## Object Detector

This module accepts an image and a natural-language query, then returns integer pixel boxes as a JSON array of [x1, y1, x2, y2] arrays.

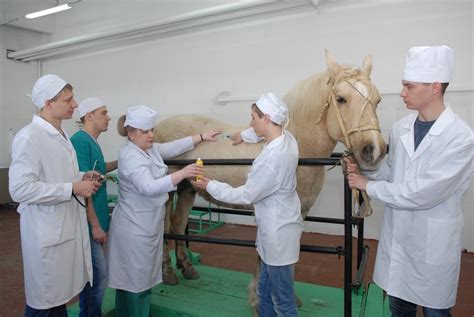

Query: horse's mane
[[284, 66, 367, 138]]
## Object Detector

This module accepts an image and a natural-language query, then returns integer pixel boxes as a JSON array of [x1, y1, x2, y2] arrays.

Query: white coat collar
[[265, 130, 285, 150], [32, 115, 70, 140], [126, 140, 151, 158], [400, 104, 455, 159]]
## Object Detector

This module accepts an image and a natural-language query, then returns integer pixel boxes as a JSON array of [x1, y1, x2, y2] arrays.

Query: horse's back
[[154, 114, 263, 188]]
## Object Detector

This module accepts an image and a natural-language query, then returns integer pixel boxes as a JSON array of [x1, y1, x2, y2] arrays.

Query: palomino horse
[[154, 51, 387, 312]]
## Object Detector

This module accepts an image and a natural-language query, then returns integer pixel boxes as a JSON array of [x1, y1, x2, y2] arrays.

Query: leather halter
[[326, 75, 379, 218]]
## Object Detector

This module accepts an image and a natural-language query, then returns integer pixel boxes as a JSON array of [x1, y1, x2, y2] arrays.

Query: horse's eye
[[336, 96, 347, 104]]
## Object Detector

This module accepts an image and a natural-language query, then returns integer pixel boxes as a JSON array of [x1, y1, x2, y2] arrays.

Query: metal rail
[[164, 154, 368, 317]]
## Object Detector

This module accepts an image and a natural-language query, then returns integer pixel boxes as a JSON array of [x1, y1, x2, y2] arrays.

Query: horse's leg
[[162, 192, 180, 285], [174, 181, 200, 280], [248, 256, 260, 317]]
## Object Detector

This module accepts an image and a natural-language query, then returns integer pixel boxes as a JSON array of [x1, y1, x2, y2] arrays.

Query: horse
[[154, 51, 387, 313]]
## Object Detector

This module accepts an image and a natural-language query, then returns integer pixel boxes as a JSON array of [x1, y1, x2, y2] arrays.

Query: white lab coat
[[107, 137, 194, 292], [365, 106, 474, 308], [207, 131, 303, 265], [9, 115, 92, 309]]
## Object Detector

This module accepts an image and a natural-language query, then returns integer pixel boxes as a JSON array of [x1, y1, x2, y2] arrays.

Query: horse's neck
[[286, 72, 337, 158]]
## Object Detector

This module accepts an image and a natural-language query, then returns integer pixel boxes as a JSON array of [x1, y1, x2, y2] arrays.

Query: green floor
[[68, 263, 389, 317]]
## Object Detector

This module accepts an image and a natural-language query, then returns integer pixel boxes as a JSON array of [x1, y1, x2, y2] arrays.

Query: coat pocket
[[133, 208, 164, 237], [38, 203, 76, 247], [426, 217, 463, 264]]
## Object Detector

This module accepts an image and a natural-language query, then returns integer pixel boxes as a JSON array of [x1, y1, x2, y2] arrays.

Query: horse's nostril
[[362, 145, 374, 162]]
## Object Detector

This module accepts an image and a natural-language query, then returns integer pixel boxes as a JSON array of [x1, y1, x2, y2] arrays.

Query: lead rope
[[340, 151, 373, 218]]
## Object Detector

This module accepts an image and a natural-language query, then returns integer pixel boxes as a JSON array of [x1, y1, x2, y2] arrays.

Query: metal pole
[[344, 179, 352, 317], [357, 218, 364, 269]]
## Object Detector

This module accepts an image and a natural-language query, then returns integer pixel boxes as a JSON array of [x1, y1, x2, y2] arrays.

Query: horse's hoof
[[182, 266, 200, 280], [296, 295, 303, 307], [162, 272, 180, 285]]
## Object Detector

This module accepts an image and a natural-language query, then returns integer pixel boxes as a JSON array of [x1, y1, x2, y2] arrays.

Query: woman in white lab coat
[[347, 46, 474, 316], [193, 93, 303, 317], [106, 105, 220, 317]]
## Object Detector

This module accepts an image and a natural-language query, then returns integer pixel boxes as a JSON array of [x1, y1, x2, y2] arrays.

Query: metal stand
[[164, 155, 369, 317]]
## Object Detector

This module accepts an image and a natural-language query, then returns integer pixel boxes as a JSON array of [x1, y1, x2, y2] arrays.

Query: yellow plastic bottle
[[195, 157, 203, 182]]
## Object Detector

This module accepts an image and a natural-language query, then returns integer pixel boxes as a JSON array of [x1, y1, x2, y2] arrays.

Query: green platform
[[68, 264, 389, 317]]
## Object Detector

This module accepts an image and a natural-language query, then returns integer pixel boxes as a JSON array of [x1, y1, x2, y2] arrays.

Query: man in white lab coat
[[193, 93, 304, 317], [9, 74, 101, 317], [346, 46, 474, 316]]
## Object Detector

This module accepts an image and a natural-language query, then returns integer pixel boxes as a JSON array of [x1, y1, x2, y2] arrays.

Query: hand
[[181, 163, 204, 179], [347, 173, 368, 191], [343, 157, 360, 174], [191, 176, 210, 190], [73, 180, 101, 198], [201, 129, 222, 141], [83, 171, 103, 182], [91, 225, 107, 244], [230, 132, 243, 145]]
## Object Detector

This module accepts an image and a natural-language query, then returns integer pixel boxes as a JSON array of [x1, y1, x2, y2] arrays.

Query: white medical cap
[[124, 105, 157, 130], [31, 74, 68, 109], [255, 92, 289, 125], [402, 45, 454, 83], [78, 97, 105, 118]]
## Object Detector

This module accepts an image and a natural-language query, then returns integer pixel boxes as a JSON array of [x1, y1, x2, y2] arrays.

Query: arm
[[367, 139, 473, 210], [156, 129, 222, 159], [231, 127, 264, 145], [86, 198, 107, 244], [106, 160, 118, 173], [9, 134, 73, 204], [127, 161, 176, 197], [206, 162, 279, 205]]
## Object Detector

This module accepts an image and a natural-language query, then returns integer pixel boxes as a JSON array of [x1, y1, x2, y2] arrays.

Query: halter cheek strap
[[328, 77, 379, 218]]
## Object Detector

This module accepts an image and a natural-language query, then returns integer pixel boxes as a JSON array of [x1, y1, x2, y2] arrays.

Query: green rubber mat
[[67, 264, 388, 316]]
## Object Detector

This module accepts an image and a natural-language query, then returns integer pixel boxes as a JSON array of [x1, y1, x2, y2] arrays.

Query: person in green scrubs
[[71, 97, 117, 317]]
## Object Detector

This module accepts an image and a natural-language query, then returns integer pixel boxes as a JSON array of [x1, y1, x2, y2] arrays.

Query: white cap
[[402, 45, 454, 83], [78, 97, 105, 118], [255, 92, 289, 125], [124, 105, 157, 130], [31, 74, 68, 108]]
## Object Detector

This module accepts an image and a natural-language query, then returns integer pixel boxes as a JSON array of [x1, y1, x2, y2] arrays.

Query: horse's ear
[[361, 54, 373, 76], [325, 49, 342, 78]]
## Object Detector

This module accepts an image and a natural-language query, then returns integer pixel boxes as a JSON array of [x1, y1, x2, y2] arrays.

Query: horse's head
[[323, 51, 387, 170]]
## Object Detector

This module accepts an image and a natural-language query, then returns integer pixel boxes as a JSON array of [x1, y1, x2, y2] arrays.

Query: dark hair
[[251, 103, 264, 118], [117, 114, 138, 137], [50, 83, 73, 101], [251, 103, 280, 126], [440, 83, 449, 95]]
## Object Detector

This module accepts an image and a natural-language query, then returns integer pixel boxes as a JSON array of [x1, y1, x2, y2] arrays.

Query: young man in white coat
[[9, 74, 102, 316], [346, 46, 474, 316], [193, 93, 304, 317], [106, 105, 221, 317]]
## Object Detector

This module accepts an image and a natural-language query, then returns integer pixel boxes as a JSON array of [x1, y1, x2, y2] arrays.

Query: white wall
[[2, 1, 473, 249], [0, 25, 49, 167]]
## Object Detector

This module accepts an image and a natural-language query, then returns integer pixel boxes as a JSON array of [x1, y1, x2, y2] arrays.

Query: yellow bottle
[[195, 157, 203, 182]]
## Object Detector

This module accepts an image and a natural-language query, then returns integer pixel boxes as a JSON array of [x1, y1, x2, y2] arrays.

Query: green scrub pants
[[115, 288, 151, 317]]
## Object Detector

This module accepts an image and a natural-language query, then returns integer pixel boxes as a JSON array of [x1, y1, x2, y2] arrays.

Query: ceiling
[[0, 0, 241, 36]]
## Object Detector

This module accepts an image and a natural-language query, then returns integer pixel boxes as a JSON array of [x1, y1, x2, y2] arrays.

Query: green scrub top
[[71, 129, 110, 232]]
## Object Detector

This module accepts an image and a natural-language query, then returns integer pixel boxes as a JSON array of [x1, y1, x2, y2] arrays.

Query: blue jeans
[[79, 239, 107, 317], [257, 261, 297, 317], [389, 296, 452, 317], [24, 304, 67, 317]]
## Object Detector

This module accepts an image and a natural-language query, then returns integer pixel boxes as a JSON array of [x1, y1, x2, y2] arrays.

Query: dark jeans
[[79, 239, 107, 317], [389, 296, 452, 317], [25, 304, 67, 317]]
